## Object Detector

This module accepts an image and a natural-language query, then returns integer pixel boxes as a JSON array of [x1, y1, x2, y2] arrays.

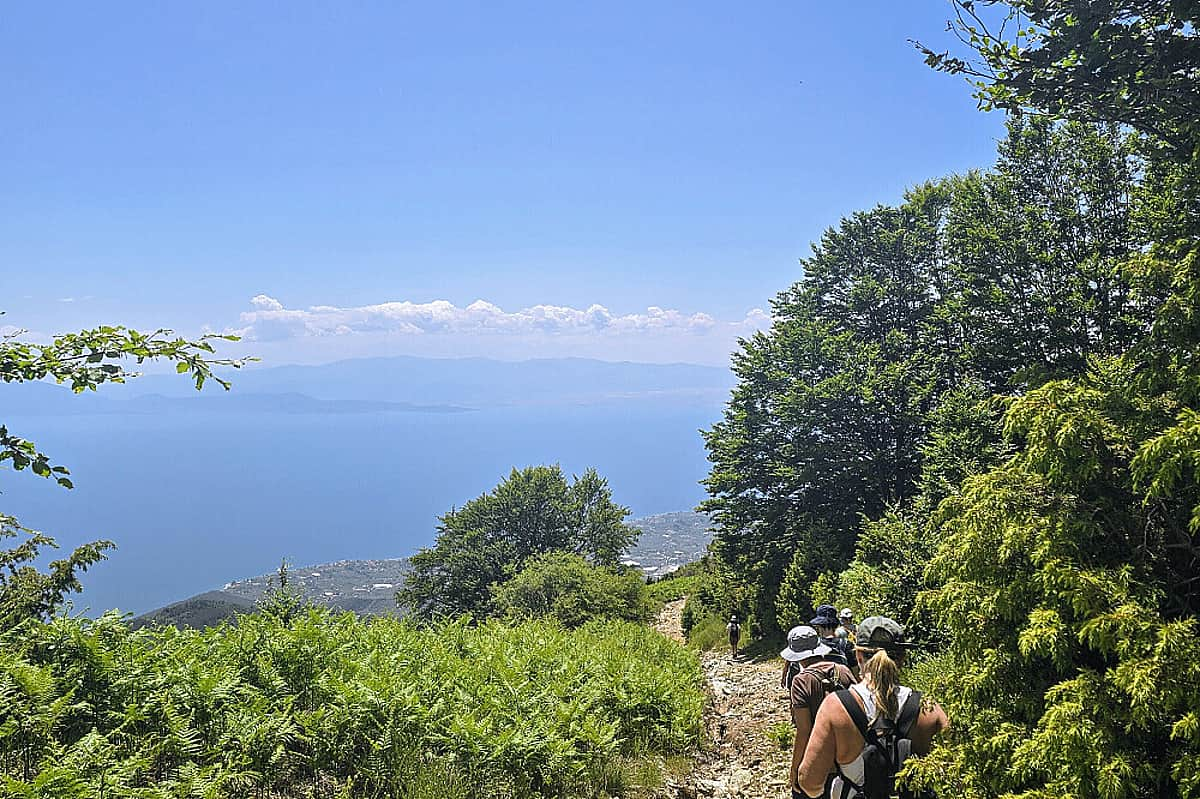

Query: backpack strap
[[896, 690, 923, 737], [834, 689, 871, 741]]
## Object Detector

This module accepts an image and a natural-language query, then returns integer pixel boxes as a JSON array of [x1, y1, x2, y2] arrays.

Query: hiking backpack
[[830, 688, 923, 799], [786, 661, 846, 693]]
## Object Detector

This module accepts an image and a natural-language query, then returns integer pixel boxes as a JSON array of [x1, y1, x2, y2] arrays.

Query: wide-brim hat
[[781, 625, 832, 661]]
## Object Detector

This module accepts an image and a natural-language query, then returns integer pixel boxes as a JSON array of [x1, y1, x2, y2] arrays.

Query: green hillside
[[0, 610, 703, 798]]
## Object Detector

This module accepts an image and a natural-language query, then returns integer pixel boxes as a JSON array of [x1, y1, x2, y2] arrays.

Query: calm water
[[3, 402, 719, 615]]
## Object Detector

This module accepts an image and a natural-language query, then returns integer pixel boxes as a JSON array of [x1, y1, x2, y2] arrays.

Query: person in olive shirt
[[783, 625, 855, 798], [811, 604, 858, 678]]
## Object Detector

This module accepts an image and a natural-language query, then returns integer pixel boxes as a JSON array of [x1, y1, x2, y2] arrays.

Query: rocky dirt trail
[[653, 600, 793, 799]]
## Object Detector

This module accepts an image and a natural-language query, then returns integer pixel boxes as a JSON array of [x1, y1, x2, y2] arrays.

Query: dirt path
[[654, 601, 793, 799]]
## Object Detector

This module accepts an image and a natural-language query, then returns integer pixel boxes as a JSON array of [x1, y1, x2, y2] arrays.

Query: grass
[[766, 721, 794, 750], [646, 575, 699, 609]]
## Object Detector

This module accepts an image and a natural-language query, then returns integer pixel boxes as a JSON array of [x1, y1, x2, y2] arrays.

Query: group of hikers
[[725, 605, 948, 799]]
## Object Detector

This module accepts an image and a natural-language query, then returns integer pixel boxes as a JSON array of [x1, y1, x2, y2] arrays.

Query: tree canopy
[[398, 465, 639, 620], [702, 118, 1147, 634], [917, 0, 1200, 164], [699, 3, 1200, 793]]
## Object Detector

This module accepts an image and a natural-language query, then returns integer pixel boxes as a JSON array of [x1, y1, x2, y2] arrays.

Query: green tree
[[702, 182, 962, 632], [899, 5, 1200, 793], [947, 118, 1151, 386], [703, 119, 1151, 637], [0, 323, 243, 628], [398, 465, 638, 619], [911, 350, 1200, 797], [917, 0, 1200, 164], [491, 551, 649, 628]]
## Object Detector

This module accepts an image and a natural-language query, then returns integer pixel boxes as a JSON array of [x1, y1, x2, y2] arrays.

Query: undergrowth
[[0, 609, 705, 798]]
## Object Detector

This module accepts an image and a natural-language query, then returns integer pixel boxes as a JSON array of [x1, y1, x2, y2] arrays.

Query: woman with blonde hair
[[794, 617, 948, 799]]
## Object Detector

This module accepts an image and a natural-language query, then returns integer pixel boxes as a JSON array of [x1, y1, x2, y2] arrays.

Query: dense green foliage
[[399, 466, 638, 619], [0, 325, 243, 628], [0, 610, 704, 798], [491, 552, 651, 628], [701, 3, 1200, 794], [702, 117, 1146, 635]]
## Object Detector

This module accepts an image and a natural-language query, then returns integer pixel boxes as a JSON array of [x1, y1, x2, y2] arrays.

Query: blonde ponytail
[[860, 648, 901, 722]]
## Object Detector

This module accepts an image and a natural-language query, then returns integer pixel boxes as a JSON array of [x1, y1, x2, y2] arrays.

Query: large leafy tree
[[398, 465, 638, 619], [896, 4, 1200, 795], [0, 323, 243, 628], [702, 181, 962, 632], [947, 118, 1150, 386], [704, 119, 1151, 636], [913, 338, 1200, 796]]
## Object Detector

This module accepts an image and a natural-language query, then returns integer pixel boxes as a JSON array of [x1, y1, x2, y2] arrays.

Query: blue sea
[[2, 402, 719, 615]]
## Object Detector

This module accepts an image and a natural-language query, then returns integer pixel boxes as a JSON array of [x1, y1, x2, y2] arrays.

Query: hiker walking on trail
[[811, 605, 856, 674], [796, 616, 948, 799], [726, 613, 742, 660], [783, 625, 855, 799], [836, 609, 856, 644]]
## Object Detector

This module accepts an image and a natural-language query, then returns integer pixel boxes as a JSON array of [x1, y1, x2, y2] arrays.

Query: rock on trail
[[653, 600, 793, 799]]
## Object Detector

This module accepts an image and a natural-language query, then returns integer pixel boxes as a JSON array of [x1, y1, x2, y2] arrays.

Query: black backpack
[[831, 688, 923, 799]]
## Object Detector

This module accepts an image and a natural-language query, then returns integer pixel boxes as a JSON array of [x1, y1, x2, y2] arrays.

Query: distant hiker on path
[[726, 613, 742, 660], [836, 609, 856, 644], [811, 605, 856, 674], [797, 616, 949, 799], [783, 625, 855, 799]]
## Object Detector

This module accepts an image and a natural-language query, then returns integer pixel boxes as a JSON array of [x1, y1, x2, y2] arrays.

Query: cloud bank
[[233, 295, 770, 343]]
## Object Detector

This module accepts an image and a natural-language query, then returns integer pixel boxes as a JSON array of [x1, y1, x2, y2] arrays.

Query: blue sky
[[2, 2, 1005, 366]]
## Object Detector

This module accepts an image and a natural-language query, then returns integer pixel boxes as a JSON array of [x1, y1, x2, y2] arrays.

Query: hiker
[[811, 604, 856, 674], [836, 609, 856, 644], [795, 616, 949, 799], [726, 613, 741, 660], [783, 625, 855, 798]]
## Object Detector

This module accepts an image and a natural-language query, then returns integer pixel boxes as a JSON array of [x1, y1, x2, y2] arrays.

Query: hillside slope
[[135, 511, 713, 628]]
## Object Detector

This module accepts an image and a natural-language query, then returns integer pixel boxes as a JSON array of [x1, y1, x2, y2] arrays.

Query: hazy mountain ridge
[[134, 511, 713, 628], [2, 356, 733, 416], [0, 383, 469, 416]]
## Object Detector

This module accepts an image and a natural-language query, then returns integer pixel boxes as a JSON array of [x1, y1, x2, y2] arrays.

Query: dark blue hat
[[810, 603, 839, 627]]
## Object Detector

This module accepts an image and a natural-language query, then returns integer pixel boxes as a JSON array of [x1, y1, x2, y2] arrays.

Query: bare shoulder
[[918, 695, 948, 729], [813, 687, 855, 732]]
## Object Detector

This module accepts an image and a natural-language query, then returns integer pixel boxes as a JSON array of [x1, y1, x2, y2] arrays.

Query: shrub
[[645, 574, 698, 608], [491, 551, 651, 628]]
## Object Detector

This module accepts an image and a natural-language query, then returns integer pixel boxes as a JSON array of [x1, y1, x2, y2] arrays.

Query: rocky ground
[[653, 601, 793, 799]]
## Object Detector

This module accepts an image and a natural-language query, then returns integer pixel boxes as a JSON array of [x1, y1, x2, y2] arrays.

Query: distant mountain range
[[0, 384, 468, 416], [1, 356, 735, 415], [133, 511, 713, 629]]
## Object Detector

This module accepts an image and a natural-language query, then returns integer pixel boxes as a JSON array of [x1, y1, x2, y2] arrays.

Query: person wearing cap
[[796, 616, 948, 799], [836, 608, 856, 643], [726, 613, 742, 660], [810, 604, 856, 675], [782, 625, 855, 799]]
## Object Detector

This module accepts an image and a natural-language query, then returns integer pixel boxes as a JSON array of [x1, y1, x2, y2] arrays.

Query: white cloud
[[232, 295, 771, 343]]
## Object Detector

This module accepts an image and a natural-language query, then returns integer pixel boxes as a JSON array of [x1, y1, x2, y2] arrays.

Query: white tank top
[[828, 683, 914, 797]]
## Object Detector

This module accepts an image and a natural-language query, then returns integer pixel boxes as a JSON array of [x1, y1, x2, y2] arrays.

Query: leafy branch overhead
[[0, 321, 250, 626], [914, 1, 1200, 160], [0, 324, 248, 391]]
